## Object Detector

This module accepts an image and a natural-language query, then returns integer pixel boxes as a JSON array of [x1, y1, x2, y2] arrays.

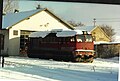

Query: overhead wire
[[94, 18, 120, 20], [93, 18, 120, 22]]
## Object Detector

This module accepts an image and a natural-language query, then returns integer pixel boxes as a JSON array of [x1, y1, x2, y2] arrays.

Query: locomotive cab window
[[70, 37, 75, 42], [76, 35, 85, 42], [85, 35, 93, 42]]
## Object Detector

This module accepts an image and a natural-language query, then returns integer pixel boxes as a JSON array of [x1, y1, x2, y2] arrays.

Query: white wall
[[11, 11, 70, 31], [8, 10, 71, 56], [8, 29, 20, 56]]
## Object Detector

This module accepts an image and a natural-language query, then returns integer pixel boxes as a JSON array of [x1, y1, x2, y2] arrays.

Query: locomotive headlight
[[76, 51, 79, 55], [86, 54, 89, 56], [80, 54, 82, 56]]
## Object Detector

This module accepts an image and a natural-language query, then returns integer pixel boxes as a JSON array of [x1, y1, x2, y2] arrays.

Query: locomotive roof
[[56, 30, 83, 37], [29, 30, 88, 38], [29, 31, 50, 38]]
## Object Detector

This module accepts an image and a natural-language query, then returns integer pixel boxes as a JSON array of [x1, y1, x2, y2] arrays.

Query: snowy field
[[0, 56, 119, 81]]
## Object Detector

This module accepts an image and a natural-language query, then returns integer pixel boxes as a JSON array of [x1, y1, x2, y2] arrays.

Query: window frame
[[13, 30, 18, 35]]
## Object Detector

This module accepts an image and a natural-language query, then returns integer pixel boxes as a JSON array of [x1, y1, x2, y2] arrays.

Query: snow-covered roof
[[2, 8, 74, 30], [2, 8, 45, 29], [75, 26, 95, 32], [29, 31, 50, 38], [56, 30, 83, 37], [29, 30, 85, 38]]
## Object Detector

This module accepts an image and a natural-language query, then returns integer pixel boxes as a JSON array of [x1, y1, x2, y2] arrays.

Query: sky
[[19, 1, 120, 37]]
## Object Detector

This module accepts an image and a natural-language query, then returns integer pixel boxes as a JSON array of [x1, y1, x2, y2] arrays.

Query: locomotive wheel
[[85, 57, 93, 63], [75, 56, 81, 62], [89, 57, 93, 63], [90, 60, 93, 63]]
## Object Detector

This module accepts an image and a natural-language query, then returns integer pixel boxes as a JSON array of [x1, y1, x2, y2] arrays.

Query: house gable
[[44, 9, 74, 30], [2, 8, 74, 30], [91, 27, 110, 42], [9, 10, 73, 32]]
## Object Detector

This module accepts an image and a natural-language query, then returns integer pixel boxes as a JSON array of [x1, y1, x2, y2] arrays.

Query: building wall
[[8, 10, 71, 56], [8, 28, 20, 56], [91, 27, 110, 42], [0, 30, 9, 56], [117, 44, 120, 55], [95, 43, 120, 58], [13, 11, 70, 31]]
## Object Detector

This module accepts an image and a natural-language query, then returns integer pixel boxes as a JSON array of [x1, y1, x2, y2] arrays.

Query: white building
[[1, 8, 74, 56]]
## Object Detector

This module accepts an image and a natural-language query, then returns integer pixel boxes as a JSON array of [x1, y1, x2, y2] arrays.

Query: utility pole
[[93, 18, 98, 58], [0, 35, 1, 65], [0, 0, 4, 67], [93, 18, 96, 27], [36, 4, 41, 9]]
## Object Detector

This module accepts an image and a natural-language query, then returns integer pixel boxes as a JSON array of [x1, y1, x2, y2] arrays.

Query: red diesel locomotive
[[27, 29, 94, 62]]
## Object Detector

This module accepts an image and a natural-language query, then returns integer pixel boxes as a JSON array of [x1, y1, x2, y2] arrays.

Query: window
[[93, 32, 96, 34], [76, 35, 85, 42], [92, 36, 96, 41], [70, 37, 75, 42], [13, 30, 18, 35], [85, 35, 93, 42]]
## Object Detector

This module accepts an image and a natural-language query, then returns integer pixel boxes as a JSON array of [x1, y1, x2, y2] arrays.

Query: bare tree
[[99, 24, 116, 41], [67, 20, 85, 27], [3, 0, 19, 14]]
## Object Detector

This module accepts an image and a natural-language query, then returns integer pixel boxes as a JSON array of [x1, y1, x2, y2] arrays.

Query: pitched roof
[[2, 8, 74, 30], [2, 8, 44, 29], [74, 26, 95, 32]]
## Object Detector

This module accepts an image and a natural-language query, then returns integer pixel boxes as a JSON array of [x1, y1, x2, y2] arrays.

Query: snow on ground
[[0, 56, 119, 81]]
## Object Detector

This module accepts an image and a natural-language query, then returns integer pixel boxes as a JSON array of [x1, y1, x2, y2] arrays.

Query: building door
[[20, 30, 33, 56]]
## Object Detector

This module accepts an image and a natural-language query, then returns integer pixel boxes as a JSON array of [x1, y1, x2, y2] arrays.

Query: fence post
[[0, 34, 1, 67], [2, 56, 4, 68], [0, 34, 5, 68], [0, 0, 3, 68]]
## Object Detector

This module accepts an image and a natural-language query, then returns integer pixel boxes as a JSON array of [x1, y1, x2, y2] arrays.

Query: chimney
[[36, 4, 41, 9], [14, 9, 19, 13]]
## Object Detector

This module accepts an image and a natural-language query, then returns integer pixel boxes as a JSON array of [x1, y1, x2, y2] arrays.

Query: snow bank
[[0, 56, 119, 81]]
